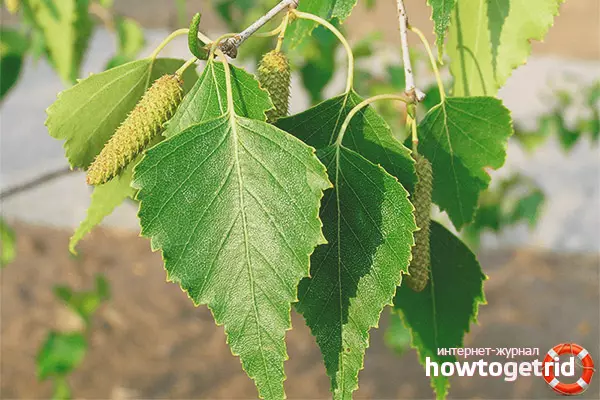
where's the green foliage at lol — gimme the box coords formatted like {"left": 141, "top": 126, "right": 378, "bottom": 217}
{"left": 69, "top": 159, "right": 138, "bottom": 253}
{"left": 164, "top": 59, "right": 273, "bottom": 137}
{"left": 464, "top": 174, "right": 545, "bottom": 249}
{"left": 277, "top": 90, "right": 416, "bottom": 189}
{"left": 24, "top": 0, "right": 93, "bottom": 84}
{"left": 418, "top": 97, "right": 513, "bottom": 229}
{"left": 46, "top": 58, "right": 196, "bottom": 169}
{"left": 37, "top": 332, "right": 87, "bottom": 379}
{"left": 54, "top": 274, "right": 110, "bottom": 323}
{"left": 295, "top": 145, "right": 416, "bottom": 398}
{"left": 37, "top": 275, "right": 110, "bottom": 399}
{"left": 394, "top": 222, "right": 486, "bottom": 398}
{"left": 34, "top": 1, "right": 568, "bottom": 398}
{"left": 278, "top": 88, "right": 416, "bottom": 398}
{"left": 0, "top": 218, "right": 17, "bottom": 267}
{"left": 0, "top": 28, "right": 29, "bottom": 101}
{"left": 515, "top": 81, "right": 600, "bottom": 152}
{"left": 384, "top": 311, "right": 412, "bottom": 356}
{"left": 106, "top": 16, "right": 145, "bottom": 68}
{"left": 133, "top": 66, "right": 331, "bottom": 398}
{"left": 289, "top": 0, "right": 358, "bottom": 47}
{"left": 300, "top": 24, "right": 339, "bottom": 104}
{"left": 447, "top": 0, "right": 564, "bottom": 96}
{"left": 427, "top": 0, "right": 456, "bottom": 60}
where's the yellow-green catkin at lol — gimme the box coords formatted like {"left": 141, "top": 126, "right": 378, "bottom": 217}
{"left": 257, "top": 50, "right": 291, "bottom": 123}
{"left": 86, "top": 74, "right": 183, "bottom": 186}
{"left": 405, "top": 153, "right": 433, "bottom": 292}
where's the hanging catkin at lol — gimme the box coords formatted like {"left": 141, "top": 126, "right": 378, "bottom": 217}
{"left": 257, "top": 50, "right": 291, "bottom": 122}
{"left": 405, "top": 153, "right": 433, "bottom": 292}
{"left": 86, "top": 74, "right": 183, "bottom": 186}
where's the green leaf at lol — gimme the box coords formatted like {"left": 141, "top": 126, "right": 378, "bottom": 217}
{"left": 384, "top": 310, "right": 412, "bottom": 356}
{"left": 277, "top": 90, "right": 416, "bottom": 190}
{"left": 54, "top": 274, "right": 110, "bottom": 323}
{"left": 427, "top": 0, "right": 457, "bottom": 60}
{"left": 288, "top": 0, "right": 359, "bottom": 48}
{"left": 46, "top": 58, "right": 197, "bottom": 169}
{"left": 69, "top": 160, "right": 137, "bottom": 254}
{"left": 394, "top": 221, "right": 486, "bottom": 399}
{"left": 114, "top": 16, "right": 145, "bottom": 59}
{"left": 448, "top": 0, "right": 564, "bottom": 96}
{"left": 37, "top": 332, "right": 87, "bottom": 380}
{"left": 26, "top": 0, "right": 93, "bottom": 84}
{"left": 0, "top": 28, "right": 29, "bottom": 101}
{"left": 164, "top": 59, "right": 272, "bottom": 138}
{"left": 133, "top": 111, "right": 331, "bottom": 399}
{"left": 300, "top": 24, "right": 339, "bottom": 104}
{"left": 295, "top": 145, "right": 415, "bottom": 399}
{"left": 0, "top": 218, "right": 17, "bottom": 267}
{"left": 417, "top": 97, "right": 513, "bottom": 229}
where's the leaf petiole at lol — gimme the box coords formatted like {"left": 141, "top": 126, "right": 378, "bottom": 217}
{"left": 150, "top": 28, "right": 213, "bottom": 60}
{"left": 409, "top": 26, "right": 446, "bottom": 103}
{"left": 175, "top": 57, "right": 198, "bottom": 77}
{"left": 149, "top": 28, "right": 189, "bottom": 59}
{"left": 291, "top": 9, "right": 355, "bottom": 93}
{"left": 275, "top": 11, "right": 292, "bottom": 52}
{"left": 336, "top": 94, "right": 408, "bottom": 146}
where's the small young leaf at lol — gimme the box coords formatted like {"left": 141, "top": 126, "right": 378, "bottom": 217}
{"left": 448, "top": 0, "right": 564, "bottom": 96}
{"left": 133, "top": 113, "right": 331, "bottom": 399}
{"left": 37, "top": 332, "right": 87, "bottom": 380}
{"left": 417, "top": 97, "right": 513, "bottom": 229}
{"left": 163, "top": 59, "right": 272, "bottom": 138}
{"left": 69, "top": 159, "right": 138, "bottom": 254}
{"left": 46, "top": 58, "right": 197, "bottom": 169}
{"left": 394, "top": 221, "right": 486, "bottom": 399}
{"left": 0, "top": 218, "right": 17, "bottom": 267}
{"left": 295, "top": 145, "right": 416, "bottom": 399}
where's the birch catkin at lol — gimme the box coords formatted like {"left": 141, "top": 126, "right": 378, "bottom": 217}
{"left": 257, "top": 50, "right": 291, "bottom": 122}
{"left": 86, "top": 74, "right": 183, "bottom": 186}
{"left": 405, "top": 153, "right": 433, "bottom": 292}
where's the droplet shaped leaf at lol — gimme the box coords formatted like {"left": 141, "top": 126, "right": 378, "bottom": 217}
{"left": 417, "top": 97, "right": 513, "bottom": 229}
{"left": 394, "top": 221, "right": 486, "bottom": 399}
{"left": 133, "top": 112, "right": 331, "bottom": 399}
{"left": 295, "top": 145, "right": 416, "bottom": 399}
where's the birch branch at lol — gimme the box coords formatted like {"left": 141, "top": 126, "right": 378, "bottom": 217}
{"left": 396, "top": 0, "right": 425, "bottom": 102}
{"left": 220, "top": 0, "right": 299, "bottom": 58}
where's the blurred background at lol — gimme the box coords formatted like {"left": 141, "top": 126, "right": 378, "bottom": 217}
{"left": 1, "top": 0, "right": 599, "bottom": 398}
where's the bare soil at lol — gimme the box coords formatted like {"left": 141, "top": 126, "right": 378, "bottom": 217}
{"left": 1, "top": 223, "right": 599, "bottom": 399}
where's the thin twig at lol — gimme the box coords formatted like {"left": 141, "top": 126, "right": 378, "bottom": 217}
{"left": 220, "top": 0, "right": 299, "bottom": 58}
{"left": 395, "top": 0, "right": 425, "bottom": 102}
{"left": 0, "top": 166, "right": 74, "bottom": 201}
